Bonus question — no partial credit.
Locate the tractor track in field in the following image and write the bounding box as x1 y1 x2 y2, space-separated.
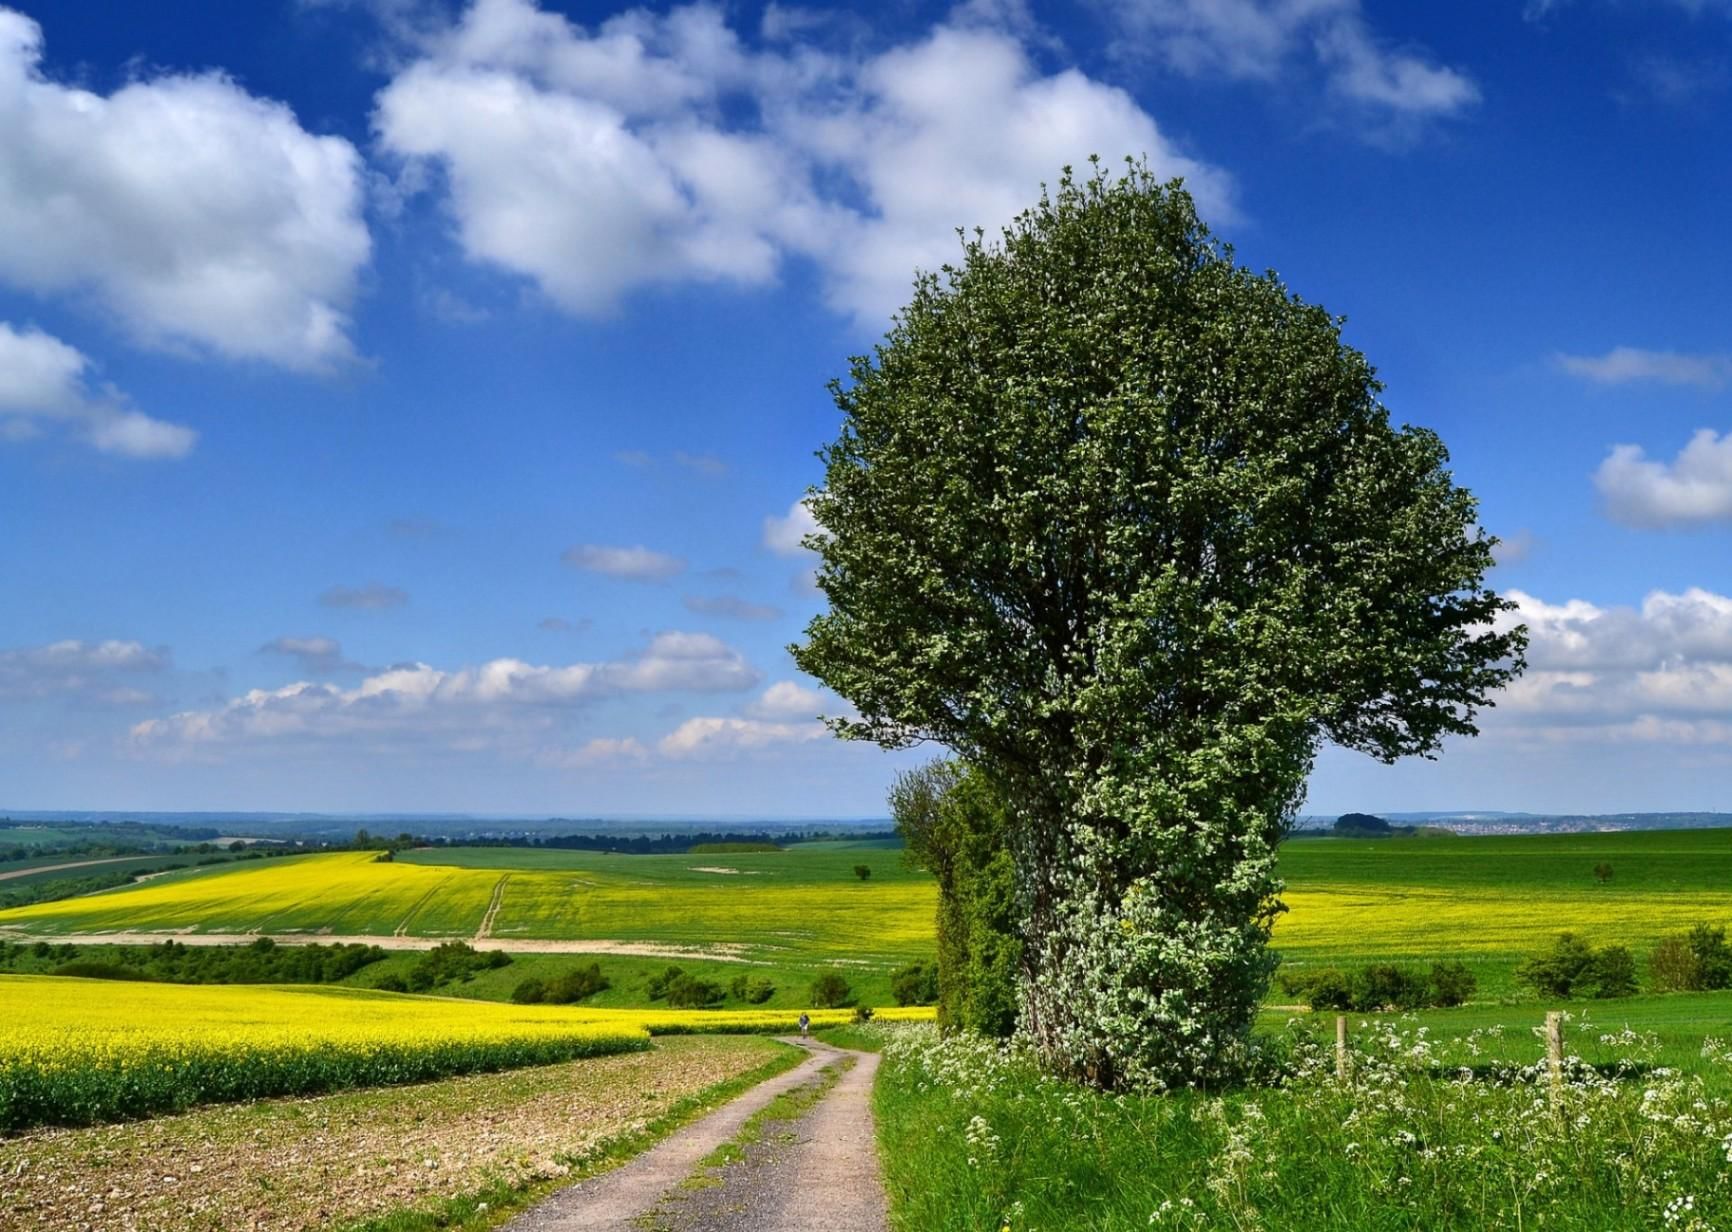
475 874 511 940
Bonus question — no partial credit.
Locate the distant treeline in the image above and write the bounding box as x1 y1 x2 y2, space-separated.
0 817 225 844
427 829 898 854
1 936 389 986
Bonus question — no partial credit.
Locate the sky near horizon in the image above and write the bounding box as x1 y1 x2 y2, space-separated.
2 0 1730 817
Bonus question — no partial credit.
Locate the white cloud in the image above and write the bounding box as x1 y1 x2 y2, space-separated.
1106 0 1477 124
0 639 167 704
373 0 1232 327
683 594 783 621
538 736 651 768
562 543 686 580
0 322 195 458
1558 347 1732 389
657 715 827 759
1484 587 1732 745
763 497 819 556
1594 430 1732 528
320 582 411 610
0 8 370 369
746 680 828 721
131 631 757 754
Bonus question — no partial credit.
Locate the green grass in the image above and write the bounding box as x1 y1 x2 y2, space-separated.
872 1020 1732 1231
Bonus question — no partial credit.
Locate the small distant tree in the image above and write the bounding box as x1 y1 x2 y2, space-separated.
853 864 872 881
890 961 940 1006
1593 862 1614 885
511 977 547 1004
729 974 776 1004
809 971 853 1008
664 973 724 1008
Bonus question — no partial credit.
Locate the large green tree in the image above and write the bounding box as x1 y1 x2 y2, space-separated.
793 161 1525 1091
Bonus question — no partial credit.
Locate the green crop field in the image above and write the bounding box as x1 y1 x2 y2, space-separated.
5 829 1732 1002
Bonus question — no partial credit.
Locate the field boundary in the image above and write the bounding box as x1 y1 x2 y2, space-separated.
0 927 759 960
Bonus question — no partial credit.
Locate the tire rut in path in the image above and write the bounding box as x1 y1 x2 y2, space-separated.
502 1039 888 1232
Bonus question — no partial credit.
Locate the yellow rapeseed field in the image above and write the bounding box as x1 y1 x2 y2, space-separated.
0 975 649 1132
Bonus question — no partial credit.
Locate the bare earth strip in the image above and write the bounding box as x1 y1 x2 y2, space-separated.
505 1039 886 1232
475 874 511 940
0 1036 786 1232
0 928 753 961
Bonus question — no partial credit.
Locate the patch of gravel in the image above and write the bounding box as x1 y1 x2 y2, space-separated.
0 1036 783 1232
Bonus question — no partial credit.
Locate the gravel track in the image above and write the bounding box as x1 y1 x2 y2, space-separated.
504 1038 888 1232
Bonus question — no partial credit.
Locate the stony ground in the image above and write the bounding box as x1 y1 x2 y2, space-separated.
0 1035 786 1232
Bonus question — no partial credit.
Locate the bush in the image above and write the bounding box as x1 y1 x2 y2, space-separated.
1350 964 1430 1012
407 941 511 992
511 978 546 1004
891 961 940 1007
646 966 684 1001
729 974 775 1004
1518 934 1636 999
809 971 853 1008
374 973 408 993
1428 961 1477 1007
1590 946 1638 998
663 974 724 1009
1650 934 1701 992
54 961 145 981
853 864 872 880
1276 967 1352 1011
1690 923 1732 990
543 963 609 1005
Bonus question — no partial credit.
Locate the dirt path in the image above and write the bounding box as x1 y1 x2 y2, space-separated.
504 1039 888 1232
0 856 140 883
0 928 753 961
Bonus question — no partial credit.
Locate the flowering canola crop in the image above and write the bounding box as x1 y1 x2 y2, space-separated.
0 975 650 1132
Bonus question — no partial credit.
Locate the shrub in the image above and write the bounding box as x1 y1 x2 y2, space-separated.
374 973 408 993
809 971 853 1008
543 963 609 1005
511 978 546 1004
1428 961 1477 1007
1592 861 1613 884
646 966 685 1000
1690 923 1732 990
853 864 872 880
1516 933 1599 998
54 961 144 981
1590 946 1638 998
891 961 940 1007
1350 964 1430 1012
407 941 511 992
729 974 775 1004
1650 934 1701 992
1518 933 1635 999
663 974 724 1009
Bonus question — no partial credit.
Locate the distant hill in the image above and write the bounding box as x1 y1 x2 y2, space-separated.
1326 813 1454 839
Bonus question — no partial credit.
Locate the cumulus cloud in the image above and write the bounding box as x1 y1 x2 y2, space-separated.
260 635 365 675
1594 429 1732 528
745 680 828 720
0 8 369 369
682 594 783 621
0 639 167 704
1486 586 1732 745
320 583 410 610
131 630 758 754
1558 347 1732 389
562 543 686 580
1105 0 1477 125
657 715 828 759
537 736 651 768
372 0 1232 327
763 497 820 556
0 322 195 458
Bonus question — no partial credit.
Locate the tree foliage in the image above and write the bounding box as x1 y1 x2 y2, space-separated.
890 760 1022 1037
795 160 1523 1089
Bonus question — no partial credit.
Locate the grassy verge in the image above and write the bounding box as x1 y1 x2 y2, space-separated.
873 1022 1732 1231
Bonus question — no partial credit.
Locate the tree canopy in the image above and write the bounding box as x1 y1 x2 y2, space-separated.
794 159 1524 1089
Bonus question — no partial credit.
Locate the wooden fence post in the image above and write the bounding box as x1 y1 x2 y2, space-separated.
1545 1010 1564 1104
1336 1014 1348 1081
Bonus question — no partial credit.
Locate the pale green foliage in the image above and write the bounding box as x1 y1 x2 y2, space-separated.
795 159 1524 1090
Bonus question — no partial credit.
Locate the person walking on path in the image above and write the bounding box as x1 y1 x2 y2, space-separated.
798 1012 810 1039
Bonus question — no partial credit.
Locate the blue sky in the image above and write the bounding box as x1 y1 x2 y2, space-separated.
2 0 1730 817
